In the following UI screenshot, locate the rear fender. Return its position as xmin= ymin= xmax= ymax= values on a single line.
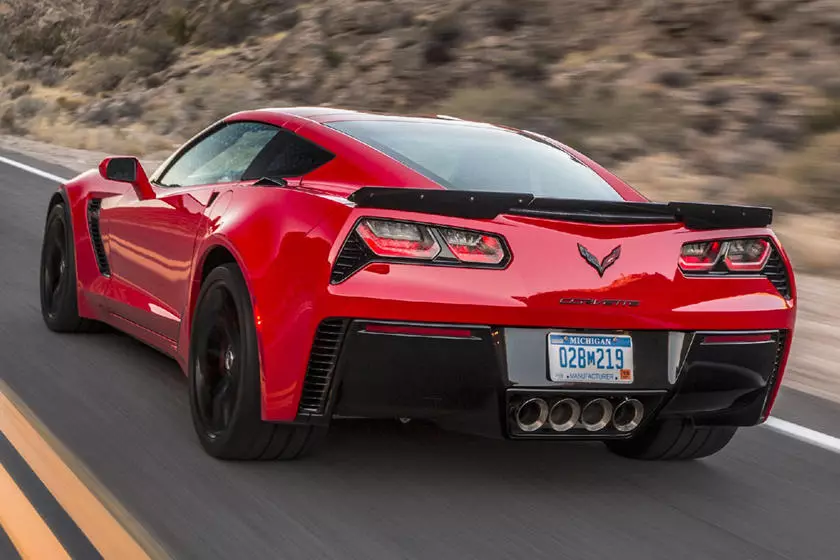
xmin=184 ymin=187 xmax=354 ymax=421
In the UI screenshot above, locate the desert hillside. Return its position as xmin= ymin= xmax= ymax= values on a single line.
xmin=1 ymin=0 xmax=839 ymax=272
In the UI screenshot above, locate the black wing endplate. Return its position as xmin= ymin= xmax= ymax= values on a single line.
xmin=348 ymin=187 xmax=773 ymax=230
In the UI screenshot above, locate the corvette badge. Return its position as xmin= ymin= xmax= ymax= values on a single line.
xmin=577 ymin=243 xmax=621 ymax=277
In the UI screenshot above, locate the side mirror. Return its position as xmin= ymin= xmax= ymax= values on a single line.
xmin=98 ymin=157 xmax=155 ymax=200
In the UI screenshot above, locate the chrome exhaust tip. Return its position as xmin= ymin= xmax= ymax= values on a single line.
xmin=580 ymin=398 xmax=613 ymax=432
xmin=548 ymin=398 xmax=581 ymax=432
xmin=613 ymin=398 xmax=644 ymax=432
xmin=515 ymin=398 xmax=549 ymax=432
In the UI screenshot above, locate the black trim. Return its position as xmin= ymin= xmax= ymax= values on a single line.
xmin=349 ymin=188 xmax=533 ymax=219
xmin=331 ymin=230 xmax=371 ymax=283
xmin=348 ymin=187 xmax=773 ymax=229
xmin=764 ymin=248 xmax=792 ymax=299
xmin=298 ymin=319 xmax=349 ymax=415
xmin=0 ymin=433 xmax=102 ymax=559
xmin=87 ymin=198 xmax=110 ymax=276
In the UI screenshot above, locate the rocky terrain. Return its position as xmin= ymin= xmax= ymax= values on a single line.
xmin=1 ymin=0 xmax=840 ymax=274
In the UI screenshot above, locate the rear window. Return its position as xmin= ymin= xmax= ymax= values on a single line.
xmin=327 ymin=120 xmax=621 ymax=200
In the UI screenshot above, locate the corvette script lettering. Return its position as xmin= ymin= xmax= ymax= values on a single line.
xmin=558 ymin=298 xmax=640 ymax=307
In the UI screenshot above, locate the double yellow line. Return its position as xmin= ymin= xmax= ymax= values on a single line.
xmin=0 ymin=380 xmax=168 ymax=559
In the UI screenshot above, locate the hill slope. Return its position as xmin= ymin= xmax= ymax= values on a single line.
xmin=1 ymin=0 xmax=839 ymax=271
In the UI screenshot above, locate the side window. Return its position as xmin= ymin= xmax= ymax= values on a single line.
xmin=158 ymin=122 xmax=280 ymax=187
xmin=241 ymin=130 xmax=334 ymax=180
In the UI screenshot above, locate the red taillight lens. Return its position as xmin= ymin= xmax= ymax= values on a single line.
xmin=356 ymin=219 xmax=441 ymax=259
xmin=724 ymin=238 xmax=770 ymax=271
xmin=679 ymin=241 xmax=724 ymax=271
xmin=440 ymin=228 xmax=505 ymax=264
xmin=679 ymin=238 xmax=772 ymax=273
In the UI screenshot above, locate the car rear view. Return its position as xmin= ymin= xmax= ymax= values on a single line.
xmin=296 ymin=117 xmax=796 ymax=460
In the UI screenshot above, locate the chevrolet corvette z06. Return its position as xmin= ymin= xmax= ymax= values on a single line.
xmin=39 ymin=107 xmax=796 ymax=460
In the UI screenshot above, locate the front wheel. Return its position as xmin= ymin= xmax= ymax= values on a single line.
xmin=39 ymin=203 xmax=99 ymax=333
xmin=188 ymin=263 xmax=326 ymax=460
xmin=604 ymin=419 xmax=737 ymax=460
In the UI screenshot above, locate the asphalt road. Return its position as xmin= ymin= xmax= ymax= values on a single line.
xmin=2 ymin=150 xmax=840 ymax=560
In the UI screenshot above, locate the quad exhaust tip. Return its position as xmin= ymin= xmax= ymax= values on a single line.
xmin=548 ymin=398 xmax=581 ymax=432
xmin=613 ymin=398 xmax=644 ymax=432
xmin=580 ymin=398 xmax=614 ymax=432
xmin=515 ymin=398 xmax=549 ymax=432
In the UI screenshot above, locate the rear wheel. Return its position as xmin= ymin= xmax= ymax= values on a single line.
xmin=604 ymin=419 xmax=737 ymax=460
xmin=189 ymin=263 xmax=326 ymax=460
xmin=39 ymin=203 xmax=99 ymax=333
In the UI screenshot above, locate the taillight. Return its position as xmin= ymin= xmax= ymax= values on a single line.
xmin=356 ymin=219 xmax=441 ymax=259
xmin=724 ymin=238 xmax=770 ymax=271
xmin=440 ymin=228 xmax=505 ymax=264
xmin=353 ymin=218 xmax=508 ymax=266
xmin=679 ymin=241 xmax=724 ymax=271
xmin=679 ymin=237 xmax=772 ymax=273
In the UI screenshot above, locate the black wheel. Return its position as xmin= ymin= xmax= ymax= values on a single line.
xmin=604 ymin=419 xmax=737 ymax=460
xmin=189 ymin=263 xmax=327 ymax=460
xmin=39 ymin=203 xmax=98 ymax=333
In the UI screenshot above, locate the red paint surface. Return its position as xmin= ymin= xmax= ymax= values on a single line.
xmin=53 ymin=108 xmax=798 ymax=422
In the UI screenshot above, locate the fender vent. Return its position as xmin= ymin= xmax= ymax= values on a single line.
xmin=764 ymin=248 xmax=790 ymax=299
xmin=330 ymin=231 xmax=372 ymax=284
xmin=87 ymin=199 xmax=110 ymax=276
xmin=298 ymin=319 xmax=348 ymax=415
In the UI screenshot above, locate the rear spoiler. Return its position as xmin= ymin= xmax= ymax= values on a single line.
xmin=347 ymin=187 xmax=773 ymax=230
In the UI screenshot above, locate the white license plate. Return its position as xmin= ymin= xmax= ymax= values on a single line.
xmin=548 ymin=333 xmax=634 ymax=383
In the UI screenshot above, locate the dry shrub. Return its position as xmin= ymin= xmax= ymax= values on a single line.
xmin=743 ymin=132 xmax=840 ymax=212
xmin=14 ymin=95 xmax=46 ymax=119
xmin=774 ymin=214 xmax=840 ymax=275
xmin=128 ymin=32 xmax=178 ymax=75
xmin=68 ymin=56 xmax=132 ymax=95
xmin=432 ymin=82 xmax=546 ymax=125
xmin=807 ymin=97 xmax=840 ymax=134
xmin=432 ymin=81 xmax=679 ymax=158
xmin=192 ymin=0 xmax=253 ymax=47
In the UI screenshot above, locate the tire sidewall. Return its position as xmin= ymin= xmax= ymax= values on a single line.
xmin=39 ymin=203 xmax=79 ymax=329
xmin=188 ymin=264 xmax=263 ymax=457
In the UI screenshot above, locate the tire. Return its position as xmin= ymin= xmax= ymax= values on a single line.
xmin=188 ymin=263 xmax=327 ymax=460
xmin=39 ymin=203 xmax=99 ymax=333
xmin=604 ymin=419 xmax=737 ymax=461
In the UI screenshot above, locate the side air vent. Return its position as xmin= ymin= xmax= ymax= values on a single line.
xmin=764 ymin=248 xmax=791 ymax=299
xmin=298 ymin=319 xmax=348 ymax=415
xmin=330 ymin=231 xmax=372 ymax=284
xmin=87 ymin=199 xmax=110 ymax=276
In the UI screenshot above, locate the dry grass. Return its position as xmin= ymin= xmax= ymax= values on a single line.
xmin=26 ymin=117 xmax=175 ymax=156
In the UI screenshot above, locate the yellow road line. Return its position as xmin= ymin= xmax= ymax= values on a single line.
xmin=0 ymin=463 xmax=71 ymax=559
xmin=0 ymin=380 xmax=168 ymax=559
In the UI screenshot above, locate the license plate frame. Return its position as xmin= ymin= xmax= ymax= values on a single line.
xmin=547 ymin=333 xmax=634 ymax=384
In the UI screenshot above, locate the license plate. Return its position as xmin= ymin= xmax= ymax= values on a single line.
xmin=548 ymin=333 xmax=634 ymax=383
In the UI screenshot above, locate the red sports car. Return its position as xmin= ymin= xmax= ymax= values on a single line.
xmin=39 ymin=107 xmax=796 ymax=460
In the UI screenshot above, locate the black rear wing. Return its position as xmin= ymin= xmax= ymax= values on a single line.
xmin=347 ymin=188 xmax=772 ymax=230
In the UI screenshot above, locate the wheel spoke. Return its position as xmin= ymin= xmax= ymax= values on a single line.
xmin=194 ymin=285 xmax=243 ymax=435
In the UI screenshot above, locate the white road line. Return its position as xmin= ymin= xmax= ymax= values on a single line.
xmin=0 ymin=154 xmax=69 ymax=184
xmin=763 ymin=417 xmax=840 ymax=454
xmin=2 ymin=152 xmax=840 ymax=456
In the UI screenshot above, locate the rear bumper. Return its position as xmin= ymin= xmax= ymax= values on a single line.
xmin=293 ymin=319 xmax=789 ymax=439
